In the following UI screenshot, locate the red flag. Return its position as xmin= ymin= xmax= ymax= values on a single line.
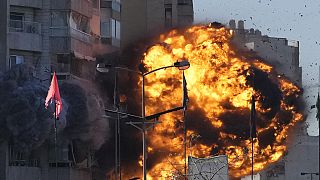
xmin=45 ymin=72 xmax=62 ymax=119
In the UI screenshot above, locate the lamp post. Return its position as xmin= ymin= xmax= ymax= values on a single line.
xmin=97 ymin=60 xmax=190 ymax=180
xmin=301 ymin=172 xmax=319 ymax=180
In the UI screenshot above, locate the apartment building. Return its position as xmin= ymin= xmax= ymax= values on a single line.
xmin=0 ymin=0 xmax=100 ymax=81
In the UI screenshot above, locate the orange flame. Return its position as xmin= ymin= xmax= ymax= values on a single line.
xmin=124 ymin=24 xmax=303 ymax=179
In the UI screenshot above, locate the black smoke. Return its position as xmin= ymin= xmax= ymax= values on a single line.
xmin=0 ymin=65 xmax=51 ymax=151
xmin=0 ymin=65 xmax=109 ymax=160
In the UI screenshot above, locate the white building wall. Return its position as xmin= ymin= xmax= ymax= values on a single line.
xmin=284 ymin=135 xmax=319 ymax=180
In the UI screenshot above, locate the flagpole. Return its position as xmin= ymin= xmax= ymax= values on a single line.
xmin=250 ymin=95 xmax=255 ymax=180
xmin=45 ymin=71 xmax=61 ymax=180
xmin=183 ymin=107 xmax=187 ymax=179
xmin=251 ymin=135 xmax=254 ymax=180
xmin=182 ymin=71 xmax=188 ymax=179
xmin=54 ymin=96 xmax=58 ymax=180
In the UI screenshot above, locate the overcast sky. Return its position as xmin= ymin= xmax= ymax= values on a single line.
xmin=193 ymin=0 xmax=320 ymax=136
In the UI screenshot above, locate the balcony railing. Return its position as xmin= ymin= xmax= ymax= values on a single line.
xmin=9 ymin=20 xmax=41 ymax=34
xmin=50 ymin=26 xmax=94 ymax=44
xmin=9 ymin=159 xmax=40 ymax=167
xmin=70 ymin=27 xmax=94 ymax=44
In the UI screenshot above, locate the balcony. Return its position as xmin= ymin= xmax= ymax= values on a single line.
xmin=8 ymin=20 xmax=42 ymax=52
xmin=10 ymin=0 xmax=42 ymax=9
xmin=70 ymin=28 xmax=94 ymax=44
xmin=50 ymin=27 xmax=95 ymax=58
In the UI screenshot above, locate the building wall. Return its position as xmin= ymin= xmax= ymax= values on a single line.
xmin=121 ymin=0 xmax=148 ymax=49
xmin=0 ymin=142 xmax=8 ymax=180
xmin=284 ymin=135 xmax=319 ymax=180
xmin=146 ymin=0 xmax=165 ymax=36
xmin=176 ymin=0 xmax=194 ymax=27
xmin=9 ymin=0 xmax=42 ymax=9
xmin=7 ymin=167 xmax=41 ymax=180
xmin=230 ymin=20 xmax=302 ymax=87
xmin=0 ymin=0 xmax=9 ymax=72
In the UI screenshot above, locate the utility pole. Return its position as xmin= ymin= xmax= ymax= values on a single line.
xmin=97 ymin=60 xmax=190 ymax=180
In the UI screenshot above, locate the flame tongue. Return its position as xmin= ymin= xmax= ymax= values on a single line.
xmin=128 ymin=24 xmax=302 ymax=179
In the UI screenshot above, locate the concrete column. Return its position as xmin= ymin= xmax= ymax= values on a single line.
xmin=38 ymin=0 xmax=51 ymax=83
xmin=39 ymin=144 xmax=49 ymax=180
xmin=0 ymin=142 xmax=8 ymax=180
xmin=0 ymin=0 xmax=9 ymax=72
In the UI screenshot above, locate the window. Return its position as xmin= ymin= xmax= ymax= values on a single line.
xmin=111 ymin=19 xmax=120 ymax=39
xmin=9 ymin=12 xmax=24 ymax=30
xmin=51 ymin=11 xmax=68 ymax=27
xmin=10 ymin=55 xmax=24 ymax=68
xmin=70 ymin=11 xmax=90 ymax=33
xmin=92 ymin=0 xmax=99 ymax=9
xmin=178 ymin=0 xmax=190 ymax=5
xmin=101 ymin=20 xmax=111 ymax=38
xmin=165 ymin=7 xmax=172 ymax=28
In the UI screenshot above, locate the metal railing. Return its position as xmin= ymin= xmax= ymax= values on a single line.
xmin=9 ymin=20 xmax=41 ymax=34
xmin=49 ymin=26 xmax=94 ymax=44
xmin=9 ymin=159 xmax=40 ymax=167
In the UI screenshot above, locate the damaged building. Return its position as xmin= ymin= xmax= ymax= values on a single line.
xmin=229 ymin=20 xmax=319 ymax=180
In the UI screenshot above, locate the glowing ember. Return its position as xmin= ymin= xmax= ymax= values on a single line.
xmin=125 ymin=24 xmax=303 ymax=179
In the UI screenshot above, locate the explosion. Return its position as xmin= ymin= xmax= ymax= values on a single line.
xmin=131 ymin=24 xmax=303 ymax=179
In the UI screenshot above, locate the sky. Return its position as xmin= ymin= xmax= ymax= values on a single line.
xmin=193 ymin=0 xmax=320 ymax=136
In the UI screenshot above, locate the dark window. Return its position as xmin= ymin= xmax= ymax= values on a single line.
xmin=10 ymin=12 xmax=24 ymax=30
xmin=178 ymin=0 xmax=189 ymax=5
xmin=9 ymin=55 xmax=24 ymax=68
xmin=165 ymin=7 xmax=172 ymax=28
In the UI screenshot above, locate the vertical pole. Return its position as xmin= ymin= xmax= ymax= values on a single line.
xmin=142 ymin=75 xmax=147 ymax=180
xmin=54 ymin=98 xmax=58 ymax=180
xmin=114 ymin=69 xmax=118 ymax=180
xmin=251 ymin=137 xmax=253 ymax=180
xmin=250 ymin=95 xmax=254 ymax=180
xmin=183 ymin=109 xmax=187 ymax=179
xmin=118 ymin=110 xmax=121 ymax=180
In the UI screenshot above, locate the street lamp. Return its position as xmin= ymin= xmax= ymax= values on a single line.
xmin=301 ymin=172 xmax=319 ymax=180
xmin=96 ymin=60 xmax=190 ymax=180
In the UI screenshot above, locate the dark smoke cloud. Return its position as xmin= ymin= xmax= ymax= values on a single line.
xmin=60 ymin=79 xmax=110 ymax=154
xmin=0 ymin=65 xmax=51 ymax=152
xmin=0 ymin=65 xmax=109 ymax=157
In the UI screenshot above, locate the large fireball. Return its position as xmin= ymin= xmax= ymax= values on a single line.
xmin=128 ymin=24 xmax=302 ymax=179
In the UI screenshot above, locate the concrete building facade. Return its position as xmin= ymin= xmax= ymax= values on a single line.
xmin=229 ymin=19 xmax=302 ymax=87
xmin=0 ymin=0 xmax=101 ymax=81
xmin=229 ymin=20 xmax=319 ymax=180
xmin=100 ymin=0 xmax=194 ymax=50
